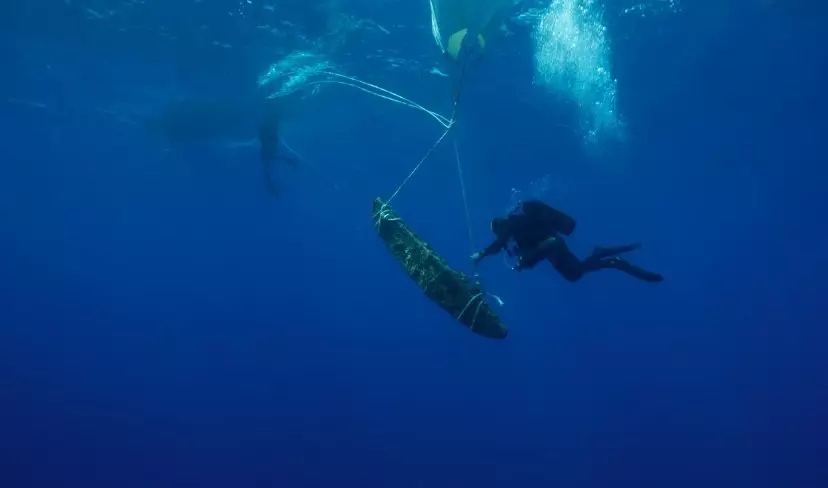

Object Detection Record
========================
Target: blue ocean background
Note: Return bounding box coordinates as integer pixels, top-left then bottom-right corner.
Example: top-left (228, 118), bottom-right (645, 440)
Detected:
top-left (1, 1), bottom-right (826, 486)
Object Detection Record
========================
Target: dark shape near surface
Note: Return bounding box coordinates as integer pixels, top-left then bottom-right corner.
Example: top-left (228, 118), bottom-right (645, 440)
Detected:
top-left (373, 197), bottom-right (508, 340)
top-left (259, 101), bottom-right (282, 163)
top-left (149, 97), bottom-right (298, 197)
top-left (259, 99), bottom-right (287, 196)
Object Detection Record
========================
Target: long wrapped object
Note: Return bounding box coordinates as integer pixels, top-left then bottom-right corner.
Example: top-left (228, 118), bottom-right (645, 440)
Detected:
top-left (373, 197), bottom-right (508, 339)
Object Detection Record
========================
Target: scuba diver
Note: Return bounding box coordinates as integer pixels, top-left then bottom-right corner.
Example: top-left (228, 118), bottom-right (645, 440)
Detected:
top-left (471, 200), bottom-right (664, 283)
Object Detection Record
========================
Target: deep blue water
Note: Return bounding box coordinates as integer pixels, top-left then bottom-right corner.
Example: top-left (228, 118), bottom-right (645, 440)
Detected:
top-left (1, 1), bottom-right (826, 487)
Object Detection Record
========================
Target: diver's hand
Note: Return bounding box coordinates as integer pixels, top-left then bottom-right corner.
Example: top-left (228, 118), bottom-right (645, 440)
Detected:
top-left (470, 252), bottom-right (483, 264)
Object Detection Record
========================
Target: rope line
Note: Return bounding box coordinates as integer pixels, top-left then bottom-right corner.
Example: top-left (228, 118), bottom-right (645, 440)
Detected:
top-left (317, 71), bottom-right (451, 127)
top-left (454, 138), bottom-right (475, 257)
top-left (381, 118), bottom-right (455, 209)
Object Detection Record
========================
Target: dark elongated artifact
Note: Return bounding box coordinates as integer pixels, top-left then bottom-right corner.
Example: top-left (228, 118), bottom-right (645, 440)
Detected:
top-left (373, 197), bottom-right (508, 339)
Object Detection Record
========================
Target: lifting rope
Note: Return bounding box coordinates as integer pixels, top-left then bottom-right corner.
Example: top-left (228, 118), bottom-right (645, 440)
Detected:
top-left (373, 44), bottom-right (504, 308)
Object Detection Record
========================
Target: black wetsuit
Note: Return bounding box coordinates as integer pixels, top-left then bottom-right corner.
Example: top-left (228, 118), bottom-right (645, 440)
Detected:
top-left (476, 200), bottom-right (664, 283)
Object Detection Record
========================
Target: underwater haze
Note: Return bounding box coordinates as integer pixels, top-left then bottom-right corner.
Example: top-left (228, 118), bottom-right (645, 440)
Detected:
top-left (1, 0), bottom-right (826, 487)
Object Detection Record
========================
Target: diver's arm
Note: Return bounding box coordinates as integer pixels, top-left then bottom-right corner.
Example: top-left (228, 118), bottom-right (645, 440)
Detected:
top-left (483, 235), bottom-right (509, 256)
top-left (472, 235), bottom-right (509, 263)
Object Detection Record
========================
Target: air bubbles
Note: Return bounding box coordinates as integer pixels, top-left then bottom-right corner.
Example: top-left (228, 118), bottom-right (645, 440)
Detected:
top-left (532, 0), bottom-right (625, 145)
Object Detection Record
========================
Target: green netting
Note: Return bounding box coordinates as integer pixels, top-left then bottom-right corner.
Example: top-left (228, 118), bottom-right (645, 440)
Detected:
top-left (373, 197), bottom-right (508, 340)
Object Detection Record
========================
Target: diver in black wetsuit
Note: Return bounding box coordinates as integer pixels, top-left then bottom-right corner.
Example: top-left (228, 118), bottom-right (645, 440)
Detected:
top-left (471, 200), bottom-right (664, 283)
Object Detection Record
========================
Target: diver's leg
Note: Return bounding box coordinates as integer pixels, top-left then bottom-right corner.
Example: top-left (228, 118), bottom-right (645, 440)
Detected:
top-left (515, 246), bottom-right (545, 270)
top-left (591, 243), bottom-right (642, 259)
top-left (588, 242), bottom-right (664, 282)
top-left (541, 237), bottom-right (585, 282)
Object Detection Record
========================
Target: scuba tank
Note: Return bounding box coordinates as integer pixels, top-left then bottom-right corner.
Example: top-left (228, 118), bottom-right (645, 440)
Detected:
top-left (510, 200), bottom-right (577, 236)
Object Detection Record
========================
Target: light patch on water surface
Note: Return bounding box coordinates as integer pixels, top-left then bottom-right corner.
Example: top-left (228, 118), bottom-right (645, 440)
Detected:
top-left (622, 0), bottom-right (682, 17)
top-left (257, 51), bottom-right (332, 98)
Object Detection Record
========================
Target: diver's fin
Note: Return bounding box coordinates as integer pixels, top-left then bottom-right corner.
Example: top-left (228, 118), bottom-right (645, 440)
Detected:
top-left (607, 258), bottom-right (664, 283)
top-left (592, 243), bottom-right (641, 259)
